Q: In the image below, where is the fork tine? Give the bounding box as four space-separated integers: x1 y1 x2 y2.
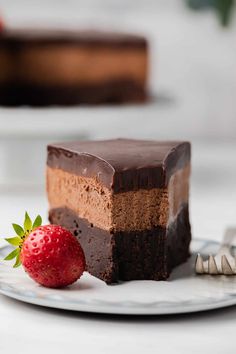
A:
208 255 218 274
195 254 205 274
221 255 234 275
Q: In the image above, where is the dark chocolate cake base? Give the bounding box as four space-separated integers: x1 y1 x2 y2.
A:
49 205 191 284
0 80 146 106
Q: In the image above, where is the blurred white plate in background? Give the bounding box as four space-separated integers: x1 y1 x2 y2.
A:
0 100 174 185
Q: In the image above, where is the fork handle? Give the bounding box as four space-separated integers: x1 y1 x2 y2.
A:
221 228 236 248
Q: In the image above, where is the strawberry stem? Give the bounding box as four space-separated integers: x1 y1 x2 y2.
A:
3 212 42 267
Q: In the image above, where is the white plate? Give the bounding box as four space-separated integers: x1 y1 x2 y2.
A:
0 239 236 315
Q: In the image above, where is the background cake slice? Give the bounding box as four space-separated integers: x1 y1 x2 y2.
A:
47 139 191 283
0 28 148 106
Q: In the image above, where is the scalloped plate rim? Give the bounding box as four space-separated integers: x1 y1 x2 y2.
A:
0 238 236 315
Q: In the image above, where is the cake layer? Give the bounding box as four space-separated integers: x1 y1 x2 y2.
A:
47 164 190 231
0 47 147 86
0 29 147 106
49 205 191 283
0 30 147 105
47 139 191 192
0 80 145 106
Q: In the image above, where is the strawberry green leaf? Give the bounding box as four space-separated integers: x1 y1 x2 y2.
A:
13 253 21 268
24 212 32 233
4 248 19 261
32 215 42 230
12 223 24 237
5 237 21 247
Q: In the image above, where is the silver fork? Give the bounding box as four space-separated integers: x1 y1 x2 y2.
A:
195 228 236 275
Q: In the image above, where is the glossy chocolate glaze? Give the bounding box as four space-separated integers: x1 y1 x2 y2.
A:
0 29 147 48
47 139 191 193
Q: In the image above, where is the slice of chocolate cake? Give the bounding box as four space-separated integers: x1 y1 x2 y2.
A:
47 139 191 283
0 28 148 106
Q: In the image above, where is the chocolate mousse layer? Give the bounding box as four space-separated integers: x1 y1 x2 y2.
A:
47 139 191 283
0 29 148 106
47 164 190 231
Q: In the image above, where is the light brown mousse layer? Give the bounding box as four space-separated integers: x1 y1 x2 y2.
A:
0 47 147 85
47 164 190 232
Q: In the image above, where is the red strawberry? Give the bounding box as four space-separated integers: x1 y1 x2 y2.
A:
4 212 86 288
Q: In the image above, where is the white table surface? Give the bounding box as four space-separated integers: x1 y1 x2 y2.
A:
0 141 236 354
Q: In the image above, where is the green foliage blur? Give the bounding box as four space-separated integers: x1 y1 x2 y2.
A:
187 0 234 26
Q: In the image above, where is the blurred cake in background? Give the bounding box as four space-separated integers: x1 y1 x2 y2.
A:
0 17 3 32
0 28 148 106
